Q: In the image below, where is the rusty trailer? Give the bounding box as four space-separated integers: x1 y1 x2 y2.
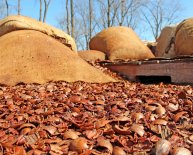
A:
100 56 193 84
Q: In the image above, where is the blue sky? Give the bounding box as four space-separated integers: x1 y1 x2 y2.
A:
4 0 193 41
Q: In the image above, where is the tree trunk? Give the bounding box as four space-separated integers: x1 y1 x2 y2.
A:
85 34 89 50
70 0 74 38
18 0 21 15
120 0 125 26
43 0 51 23
39 0 42 21
66 0 70 34
107 0 110 27
5 0 8 16
89 0 93 40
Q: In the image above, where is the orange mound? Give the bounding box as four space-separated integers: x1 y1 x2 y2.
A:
0 15 77 51
0 30 116 85
89 26 154 61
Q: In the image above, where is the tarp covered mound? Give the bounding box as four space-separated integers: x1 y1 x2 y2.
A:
0 15 77 52
78 50 106 62
89 26 154 61
155 26 176 58
0 30 116 86
175 18 193 56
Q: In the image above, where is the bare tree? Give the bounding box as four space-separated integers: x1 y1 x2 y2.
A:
57 0 144 50
118 0 136 26
108 0 119 27
0 1 7 18
58 0 98 50
97 0 120 28
98 0 143 28
89 0 92 40
43 0 51 22
141 0 182 40
18 0 21 15
66 0 70 34
114 0 146 30
107 0 111 27
96 0 145 31
119 0 125 26
5 0 8 16
70 1 88 49
70 0 74 38
57 0 147 50
75 0 101 49
39 0 42 21
37 0 51 22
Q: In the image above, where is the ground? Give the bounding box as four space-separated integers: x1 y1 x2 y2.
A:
0 79 192 154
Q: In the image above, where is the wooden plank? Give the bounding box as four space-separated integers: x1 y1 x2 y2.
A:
102 59 193 84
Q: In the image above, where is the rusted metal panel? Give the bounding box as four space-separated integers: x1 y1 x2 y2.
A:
101 56 193 84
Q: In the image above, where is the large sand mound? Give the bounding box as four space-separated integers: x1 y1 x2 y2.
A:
0 15 77 51
175 17 193 56
89 26 154 61
155 26 176 58
0 30 116 85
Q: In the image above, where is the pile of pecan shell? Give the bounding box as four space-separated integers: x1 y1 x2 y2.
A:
0 81 192 154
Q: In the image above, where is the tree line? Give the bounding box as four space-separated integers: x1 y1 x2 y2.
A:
1 0 51 22
0 0 183 50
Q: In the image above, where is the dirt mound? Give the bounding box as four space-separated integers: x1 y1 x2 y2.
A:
78 50 106 62
0 30 116 86
155 26 176 58
175 18 193 56
0 15 77 51
89 26 154 61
